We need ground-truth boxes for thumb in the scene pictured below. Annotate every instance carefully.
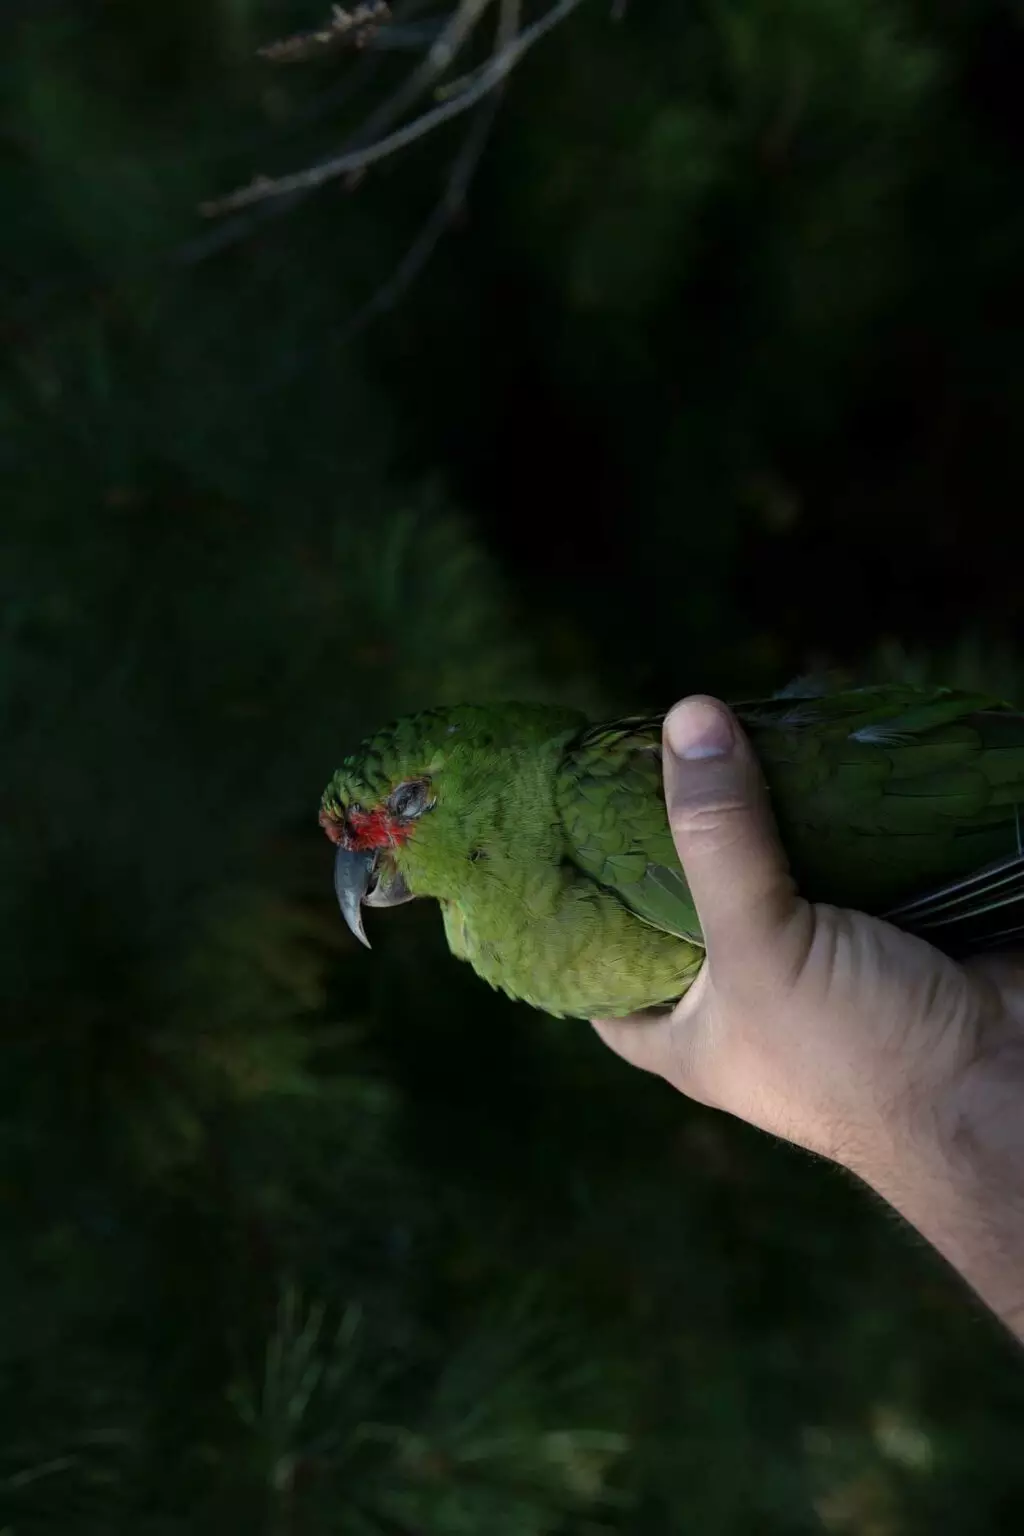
[663,696,801,972]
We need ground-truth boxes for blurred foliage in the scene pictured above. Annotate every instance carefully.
[3,1,1024,1532]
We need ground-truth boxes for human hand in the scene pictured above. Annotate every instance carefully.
[591,697,1024,1241]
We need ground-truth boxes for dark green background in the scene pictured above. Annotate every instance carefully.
[3,1,1024,1530]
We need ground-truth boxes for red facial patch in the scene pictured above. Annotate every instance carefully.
[318,803,415,852]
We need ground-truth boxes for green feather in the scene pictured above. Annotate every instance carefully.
[557,717,700,943]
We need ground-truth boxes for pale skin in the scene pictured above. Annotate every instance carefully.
[592,696,1024,1342]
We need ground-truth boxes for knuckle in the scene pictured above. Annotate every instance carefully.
[669,792,750,844]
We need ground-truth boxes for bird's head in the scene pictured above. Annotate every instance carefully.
[319,702,584,947]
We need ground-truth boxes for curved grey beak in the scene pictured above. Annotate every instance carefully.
[333,846,416,950]
[334,846,375,949]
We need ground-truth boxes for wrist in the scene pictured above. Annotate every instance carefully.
[934,1039,1024,1195]
[859,1040,1024,1338]
[858,1037,1024,1206]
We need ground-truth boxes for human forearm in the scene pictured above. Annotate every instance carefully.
[860,1043,1024,1341]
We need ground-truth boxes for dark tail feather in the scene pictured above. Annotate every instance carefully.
[885,850,1024,954]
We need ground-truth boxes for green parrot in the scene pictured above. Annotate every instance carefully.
[318,684,1024,1020]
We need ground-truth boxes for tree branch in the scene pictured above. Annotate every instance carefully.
[258,4,395,63]
[200,0,588,217]
[334,102,498,343]
[333,0,521,340]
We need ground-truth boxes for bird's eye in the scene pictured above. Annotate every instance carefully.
[390,779,431,819]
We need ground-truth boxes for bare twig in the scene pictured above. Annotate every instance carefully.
[337,0,521,331]
[334,0,519,335]
[197,0,498,224]
[323,0,497,187]
[201,0,587,218]
[497,0,523,48]
[335,98,499,342]
[228,1,519,374]
[174,1,437,267]
[259,4,394,63]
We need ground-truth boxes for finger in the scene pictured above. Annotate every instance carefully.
[663,697,801,971]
